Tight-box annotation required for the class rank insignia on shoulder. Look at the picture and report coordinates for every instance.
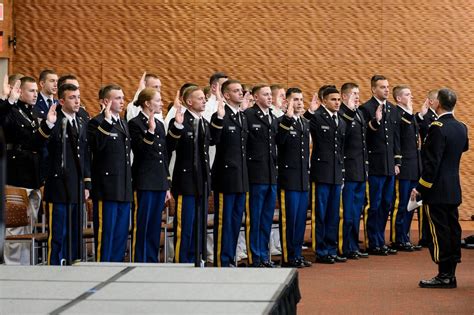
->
[430,121,443,127]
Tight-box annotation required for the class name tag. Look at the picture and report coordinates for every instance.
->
[110,132,118,137]
[252,124,261,128]
[187,132,193,136]
[228,126,236,131]
[321,125,330,130]
[290,131,297,135]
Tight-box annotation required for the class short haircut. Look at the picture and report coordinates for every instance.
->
[286,87,302,98]
[392,85,410,101]
[209,72,228,86]
[221,79,241,94]
[318,85,336,101]
[145,73,160,82]
[183,86,202,104]
[20,76,36,87]
[134,87,158,107]
[251,84,269,96]
[58,74,78,88]
[179,82,198,98]
[427,89,438,100]
[58,83,79,99]
[8,73,24,86]
[101,84,122,99]
[437,88,457,111]
[203,85,211,96]
[242,83,252,93]
[98,86,106,100]
[322,87,340,99]
[39,69,56,82]
[270,84,284,93]
[340,82,359,95]
[371,75,387,88]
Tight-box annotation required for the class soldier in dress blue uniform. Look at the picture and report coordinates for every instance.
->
[43,84,91,265]
[33,69,59,119]
[359,75,400,256]
[0,76,55,189]
[389,86,422,252]
[308,87,346,264]
[338,83,369,259]
[243,84,278,267]
[412,88,468,288]
[276,88,312,268]
[211,80,249,267]
[129,88,171,263]
[87,84,132,262]
[167,86,224,264]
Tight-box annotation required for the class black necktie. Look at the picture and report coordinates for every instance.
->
[72,119,78,133]
[332,114,338,127]
[47,99,53,109]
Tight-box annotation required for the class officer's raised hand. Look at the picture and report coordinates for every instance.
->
[148,108,156,134]
[104,99,112,121]
[309,92,320,112]
[7,79,21,104]
[173,90,182,109]
[47,104,58,124]
[375,103,383,123]
[216,83,225,119]
[241,91,251,111]
[420,98,429,117]
[347,92,356,111]
[286,98,294,118]
[175,104,184,125]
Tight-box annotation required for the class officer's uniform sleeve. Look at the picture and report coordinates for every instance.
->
[166,118,184,161]
[276,115,292,145]
[209,112,224,145]
[394,111,402,166]
[416,123,445,196]
[359,105,380,132]
[303,109,315,121]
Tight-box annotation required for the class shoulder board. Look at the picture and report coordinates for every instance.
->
[430,121,443,127]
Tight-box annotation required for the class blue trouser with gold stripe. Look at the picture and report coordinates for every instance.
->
[311,183,342,257]
[339,181,366,256]
[93,200,131,262]
[365,175,394,249]
[173,194,207,263]
[47,203,80,265]
[132,190,166,263]
[213,192,246,267]
[246,184,277,265]
[278,189,309,263]
[390,179,417,244]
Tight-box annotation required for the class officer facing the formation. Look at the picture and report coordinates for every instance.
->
[244,84,278,267]
[390,86,422,251]
[359,75,399,255]
[211,80,249,267]
[308,87,346,264]
[276,88,312,268]
[338,83,369,259]
[129,88,171,263]
[43,84,91,265]
[87,84,133,262]
[167,86,223,264]
[412,88,468,289]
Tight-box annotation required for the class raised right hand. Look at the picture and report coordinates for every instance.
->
[375,104,383,122]
[309,92,320,112]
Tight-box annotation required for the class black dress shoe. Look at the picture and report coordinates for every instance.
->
[383,245,398,255]
[393,242,414,252]
[346,252,359,260]
[297,257,313,267]
[367,247,388,256]
[355,251,369,258]
[412,244,422,251]
[331,255,348,263]
[281,260,303,268]
[262,261,275,268]
[419,276,457,289]
[315,255,335,264]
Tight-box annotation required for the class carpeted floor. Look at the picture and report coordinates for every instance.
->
[296,221,474,314]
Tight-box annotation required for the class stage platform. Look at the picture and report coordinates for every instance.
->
[0,263,300,314]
